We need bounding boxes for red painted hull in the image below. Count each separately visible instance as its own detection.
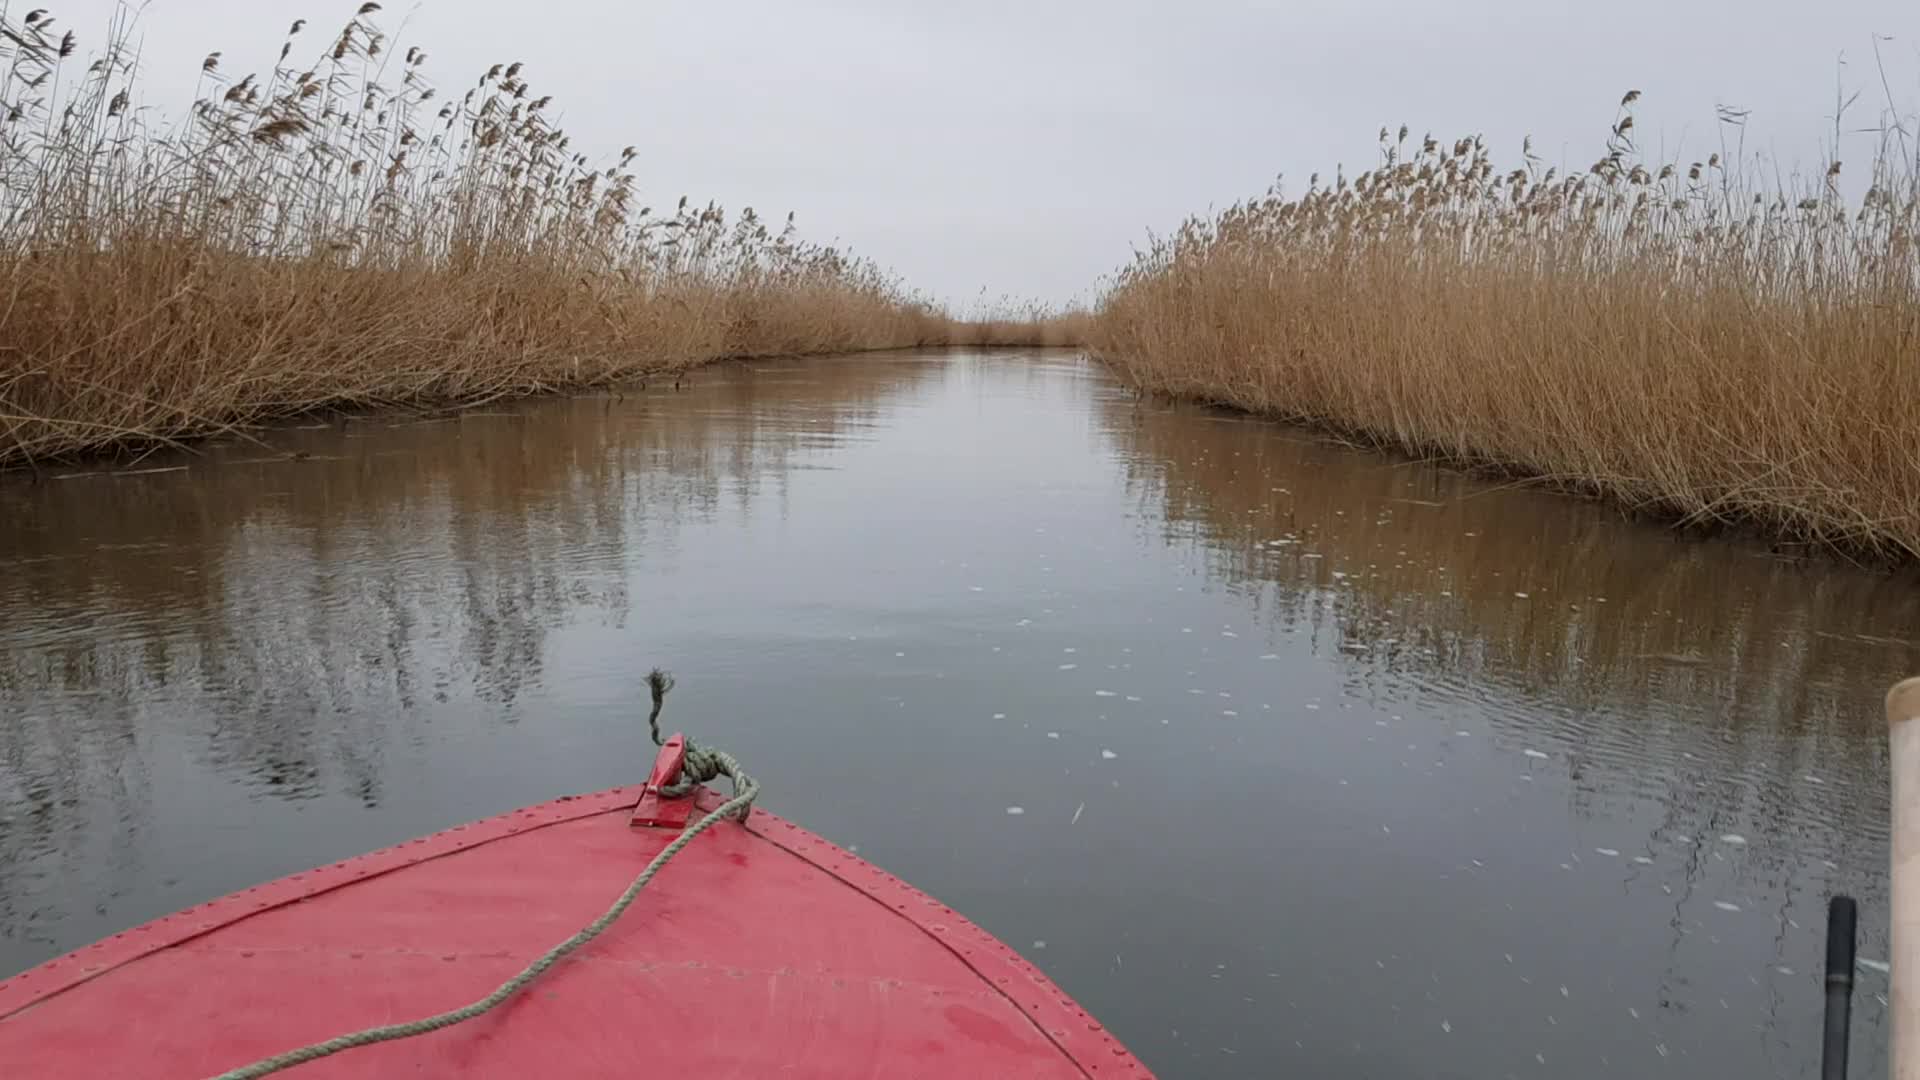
[0,786,1150,1078]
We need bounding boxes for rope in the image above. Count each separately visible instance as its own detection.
[207,671,755,1080]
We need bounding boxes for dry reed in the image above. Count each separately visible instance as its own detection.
[1092,97,1920,558]
[0,5,1072,465]
[949,300,1093,348]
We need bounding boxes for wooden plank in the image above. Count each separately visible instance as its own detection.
[1891,677,1920,1080]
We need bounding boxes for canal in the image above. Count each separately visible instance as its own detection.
[3,348,1915,1076]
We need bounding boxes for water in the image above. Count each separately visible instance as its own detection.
[3,348,1916,1077]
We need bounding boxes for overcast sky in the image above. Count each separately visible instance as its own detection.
[49,0,1920,308]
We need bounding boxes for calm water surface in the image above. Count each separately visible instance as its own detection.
[3,349,1917,1077]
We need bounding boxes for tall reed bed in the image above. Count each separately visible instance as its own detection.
[951,300,1093,348]
[1093,96,1920,558]
[0,5,1049,465]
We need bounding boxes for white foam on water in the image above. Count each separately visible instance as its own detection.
[1633,856,1654,865]
[1005,807,1025,815]
[1776,966,1795,976]
[1595,848,1620,857]
[1063,647,1077,653]
[1101,749,1118,760]
[969,586,984,592]
[1714,901,1742,912]
[992,712,1007,720]
[1719,834,1748,846]
[1523,749,1550,760]
[1260,654,1279,660]
[1222,710,1239,717]
[1305,703,1321,711]
[1046,732,1061,739]
[1440,1021,1451,1034]
[1058,663,1078,670]
[1071,802,1085,825]
[1125,695,1142,702]
[1094,690,1117,697]
[1675,835,1694,844]
[894,652,906,658]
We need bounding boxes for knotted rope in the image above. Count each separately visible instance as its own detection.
[644,670,752,814]
[208,670,756,1080]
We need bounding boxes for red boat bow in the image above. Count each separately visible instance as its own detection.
[0,735,1151,1079]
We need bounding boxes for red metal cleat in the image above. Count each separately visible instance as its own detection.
[629,732,697,829]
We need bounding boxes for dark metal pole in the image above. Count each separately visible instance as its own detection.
[1823,894,1857,1080]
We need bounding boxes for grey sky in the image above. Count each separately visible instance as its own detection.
[57,0,1920,306]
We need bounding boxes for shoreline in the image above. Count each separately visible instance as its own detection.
[1,337,1075,473]
[1091,349,1917,567]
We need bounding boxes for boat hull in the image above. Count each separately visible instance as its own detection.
[0,785,1149,1078]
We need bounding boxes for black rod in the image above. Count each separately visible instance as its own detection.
[1823,894,1858,1080]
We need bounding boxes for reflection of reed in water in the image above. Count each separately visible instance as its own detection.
[1098,398,1919,700]
[0,682,149,961]
[0,355,940,952]
[1097,395,1912,1050]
